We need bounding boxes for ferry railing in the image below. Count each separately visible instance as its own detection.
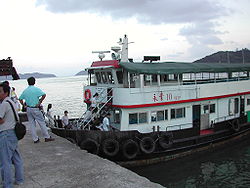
[165,122,192,131]
[213,114,239,124]
[75,88,114,129]
[82,96,114,130]
[71,87,110,126]
[183,76,250,85]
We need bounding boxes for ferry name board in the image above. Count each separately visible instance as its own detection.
[152,91,182,102]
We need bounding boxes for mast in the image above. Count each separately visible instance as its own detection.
[120,35,129,62]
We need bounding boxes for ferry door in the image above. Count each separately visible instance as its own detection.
[192,105,201,131]
[240,96,245,117]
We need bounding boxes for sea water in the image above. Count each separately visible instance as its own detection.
[131,138,250,188]
[8,76,88,118]
[7,76,250,187]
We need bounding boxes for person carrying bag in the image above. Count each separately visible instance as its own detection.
[0,82,24,187]
[6,101,26,140]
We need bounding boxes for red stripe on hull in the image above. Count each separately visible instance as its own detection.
[112,91,250,109]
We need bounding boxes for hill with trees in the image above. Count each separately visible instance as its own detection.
[194,48,250,64]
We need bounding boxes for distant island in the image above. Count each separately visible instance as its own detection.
[19,72,56,79]
[75,70,88,76]
[2,49,249,81]
[194,48,250,63]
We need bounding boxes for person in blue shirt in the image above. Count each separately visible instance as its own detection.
[19,77,54,143]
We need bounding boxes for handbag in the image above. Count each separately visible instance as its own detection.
[6,101,26,140]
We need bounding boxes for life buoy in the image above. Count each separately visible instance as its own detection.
[66,137,76,144]
[122,139,139,160]
[139,137,155,154]
[84,89,92,101]
[80,138,99,154]
[102,138,120,157]
[158,133,173,149]
[232,119,240,132]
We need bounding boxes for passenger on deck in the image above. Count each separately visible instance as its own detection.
[11,87,21,111]
[84,107,92,125]
[45,104,54,126]
[62,110,70,128]
[91,93,99,109]
[97,113,111,131]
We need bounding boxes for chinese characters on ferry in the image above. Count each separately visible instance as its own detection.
[153,91,181,102]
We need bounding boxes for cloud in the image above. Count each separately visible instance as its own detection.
[160,38,168,41]
[36,0,227,24]
[179,21,224,58]
[36,0,229,59]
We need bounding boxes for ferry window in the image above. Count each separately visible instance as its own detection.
[129,113,147,124]
[114,110,121,124]
[229,98,239,115]
[232,72,247,78]
[247,99,250,105]
[144,75,151,86]
[169,74,175,80]
[160,75,168,82]
[151,110,168,122]
[229,99,234,115]
[151,111,157,122]
[165,110,168,120]
[130,73,138,88]
[129,113,138,124]
[101,72,108,84]
[107,72,114,84]
[203,105,209,114]
[157,111,164,121]
[210,104,215,113]
[139,113,147,124]
[116,71,123,84]
[171,108,185,119]
[152,74,157,83]
[95,72,102,83]
[203,104,215,114]
[234,98,239,114]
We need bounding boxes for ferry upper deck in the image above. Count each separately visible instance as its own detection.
[86,61,250,89]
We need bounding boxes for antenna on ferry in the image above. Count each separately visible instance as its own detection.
[92,51,110,61]
[119,34,134,62]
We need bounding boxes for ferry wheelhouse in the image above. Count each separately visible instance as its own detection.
[51,35,250,166]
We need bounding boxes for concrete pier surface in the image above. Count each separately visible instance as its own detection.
[5,129,164,188]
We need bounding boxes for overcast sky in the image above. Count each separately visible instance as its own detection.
[1,0,250,76]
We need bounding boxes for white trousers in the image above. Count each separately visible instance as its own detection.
[27,107,50,141]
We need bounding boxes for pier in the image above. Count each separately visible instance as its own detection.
[3,127,163,188]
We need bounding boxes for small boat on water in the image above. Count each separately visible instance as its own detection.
[0,57,20,80]
[49,35,250,167]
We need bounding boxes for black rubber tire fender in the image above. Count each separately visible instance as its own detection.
[80,138,99,154]
[158,134,173,149]
[66,137,76,144]
[122,139,139,160]
[232,119,240,132]
[102,138,120,157]
[139,137,155,154]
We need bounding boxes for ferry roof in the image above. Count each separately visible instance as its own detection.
[119,62,250,74]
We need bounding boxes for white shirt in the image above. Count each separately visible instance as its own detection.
[0,97,18,131]
[102,117,110,131]
[62,115,69,126]
[84,110,92,122]
[91,97,98,108]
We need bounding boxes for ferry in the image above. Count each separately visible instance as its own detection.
[49,35,250,167]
